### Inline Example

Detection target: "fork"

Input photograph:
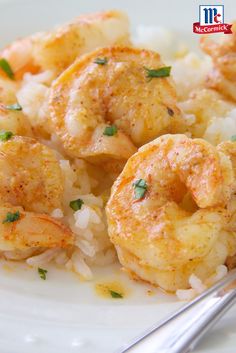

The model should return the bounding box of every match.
[117,268,236,353]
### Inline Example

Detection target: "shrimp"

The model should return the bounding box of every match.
[0,136,74,254]
[201,23,236,101]
[218,140,236,179]
[106,134,236,292]
[0,76,34,137]
[217,141,236,267]
[0,10,130,79]
[32,10,130,73]
[0,205,74,251]
[0,136,63,214]
[0,37,40,80]
[0,106,33,138]
[49,47,185,170]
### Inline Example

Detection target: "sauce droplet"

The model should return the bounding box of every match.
[95,280,127,299]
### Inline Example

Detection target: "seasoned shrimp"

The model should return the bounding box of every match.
[0,205,74,251]
[106,134,236,292]
[32,10,130,73]
[0,76,33,137]
[0,37,40,80]
[49,47,184,169]
[218,141,236,264]
[0,136,63,213]
[0,10,130,79]
[218,141,236,172]
[0,76,19,102]
[0,106,33,138]
[217,140,236,192]
[201,23,236,101]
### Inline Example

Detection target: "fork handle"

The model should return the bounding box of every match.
[122,289,236,353]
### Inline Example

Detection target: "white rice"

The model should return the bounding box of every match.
[71,250,93,280]
[133,25,188,61]
[176,265,228,301]
[171,53,213,101]
[54,250,69,266]
[16,71,53,132]
[176,288,196,301]
[204,108,236,145]
[206,265,228,286]
[54,158,115,279]
[189,274,207,293]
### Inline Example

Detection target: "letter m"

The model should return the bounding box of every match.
[203,7,217,24]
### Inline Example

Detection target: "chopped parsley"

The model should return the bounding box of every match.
[69,198,84,211]
[103,125,118,136]
[167,107,174,117]
[231,135,236,142]
[2,211,20,224]
[5,103,22,111]
[133,179,147,200]
[0,130,13,141]
[94,57,108,65]
[0,58,14,79]
[38,267,48,280]
[144,66,171,81]
[109,290,123,298]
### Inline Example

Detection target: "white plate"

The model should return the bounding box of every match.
[0,0,236,352]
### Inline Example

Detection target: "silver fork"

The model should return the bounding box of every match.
[117,268,236,353]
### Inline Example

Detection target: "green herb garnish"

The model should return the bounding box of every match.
[144,66,171,81]
[0,58,14,79]
[0,130,13,141]
[94,57,108,65]
[103,125,118,136]
[2,211,20,224]
[38,267,48,280]
[133,179,147,200]
[231,135,236,142]
[5,103,22,111]
[70,198,84,211]
[109,290,123,298]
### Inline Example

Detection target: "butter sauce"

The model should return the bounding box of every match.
[95,280,128,299]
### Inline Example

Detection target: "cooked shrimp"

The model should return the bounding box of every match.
[0,136,63,213]
[218,140,236,168]
[0,75,19,102]
[201,23,236,80]
[217,141,236,187]
[106,134,236,292]
[201,23,236,101]
[218,141,236,263]
[0,10,130,80]
[226,254,236,270]
[0,205,74,251]
[49,47,185,169]
[0,37,40,80]
[0,106,33,138]
[0,77,34,136]
[32,10,130,73]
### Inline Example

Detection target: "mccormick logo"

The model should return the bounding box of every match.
[193,5,232,34]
